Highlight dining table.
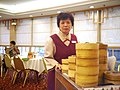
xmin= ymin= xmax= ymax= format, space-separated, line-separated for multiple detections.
xmin=11 ymin=56 xmax=46 ymax=75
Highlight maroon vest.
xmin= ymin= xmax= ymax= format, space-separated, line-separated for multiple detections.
xmin=51 ymin=34 xmax=78 ymax=64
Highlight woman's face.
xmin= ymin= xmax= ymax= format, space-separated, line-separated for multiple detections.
xmin=59 ymin=18 xmax=72 ymax=35
xmin=10 ymin=43 xmax=14 ymax=48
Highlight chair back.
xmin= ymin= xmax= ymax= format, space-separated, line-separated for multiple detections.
xmin=13 ymin=56 xmax=25 ymax=70
xmin=4 ymin=54 xmax=11 ymax=68
xmin=5 ymin=48 xmax=10 ymax=54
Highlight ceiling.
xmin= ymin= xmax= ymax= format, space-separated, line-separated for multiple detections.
xmin=0 ymin=0 xmax=34 ymax=5
xmin=0 ymin=0 xmax=120 ymax=20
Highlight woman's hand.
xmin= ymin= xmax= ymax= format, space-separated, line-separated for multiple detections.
xmin=55 ymin=64 xmax=62 ymax=70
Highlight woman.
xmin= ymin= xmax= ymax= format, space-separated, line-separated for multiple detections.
xmin=44 ymin=13 xmax=78 ymax=90
xmin=9 ymin=41 xmax=20 ymax=57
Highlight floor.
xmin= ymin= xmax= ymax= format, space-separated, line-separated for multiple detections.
xmin=0 ymin=69 xmax=47 ymax=90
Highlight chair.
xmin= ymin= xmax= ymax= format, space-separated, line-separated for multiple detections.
xmin=4 ymin=54 xmax=14 ymax=80
xmin=0 ymin=55 xmax=2 ymax=77
xmin=13 ymin=56 xmax=38 ymax=86
xmin=12 ymin=56 xmax=30 ymax=86
xmin=5 ymin=48 xmax=10 ymax=54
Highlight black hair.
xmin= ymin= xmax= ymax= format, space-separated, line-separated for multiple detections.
xmin=57 ymin=12 xmax=74 ymax=27
xmin=10 ymin=41 xmax=16 ymax=45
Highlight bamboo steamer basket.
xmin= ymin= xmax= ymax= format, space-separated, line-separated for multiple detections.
xmin=99 ymin=43 xmax=108 ymax=49
xmin=75 ymin=74 xmax=98 ymax=83
xmin=76 ymin=43 xmax=99 ymax=58
xmin=62 ymin=65 xmax=68 ymax=74
xmin=104 ymin=79 xmax=120 ymax=85
xmin=99 ymin=59 xmax=107 ymax=64
xmin=62 ymin=59 xmax=68 ymax=64
xmin=68 ymin=56 xmax=76 ymax=81
xmin=99 ymin=64 xmax=108 ymax=85
xmin=104 ymin=71 xmax=120 ymax=80
xmin=99 ymin=43 xmax=108 ymax=64
xmin=98 ymin=43 xmax=108 ymax=85
xmin=99 ymin=70 xmax=105 ymax=78
xmin=76 ymin=66 xmax=99 ymax=75
xmin=68 ymin=70 xmax=76 ymax=78
xmin=70 ymin=77 xmax=75 ymax=82
xmin=68 ymin=55 xmax=76 ymax=64
xmin=98 ymin=70 xmax=106 ymax=84
xmin=75 ymin=82 xmax=98 ymax=88
xmin=62 ymin=70 xmax=68 ymax=74
xmin=76 ymin=58 xmax=99 ymax=66
xmin=99 ymin=63 xmax=108 ymax=84
xmin=69 ymin=64 xmax=76 ymax=70
xmin=68 ymin=56 xmax=76 ymax=70
xmin=99 ymin=49 xmax=107 ymax=57
xmin=99 ymin=64 xmax=108 ymax=71
xmin=75 ymin=74 xmax=98 ymax=87
xmin=76 ymin=50 xmax=98 ymax=59
xmin=98 ymin=77 xmax=104 ymax=85
xmin=62 ymin=59 xmax=69 ymax=74
xmin=62 ymin=65 xmax=68 ymax=71
xmin=76 ymin=43 xmax=98 ymax=49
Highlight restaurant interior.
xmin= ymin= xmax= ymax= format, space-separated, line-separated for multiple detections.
xmin=0 ymin=0 xmax=120 ymax=90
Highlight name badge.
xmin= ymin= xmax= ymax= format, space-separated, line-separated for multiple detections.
xmin=71 ymin=41 xmax=76 ymax=43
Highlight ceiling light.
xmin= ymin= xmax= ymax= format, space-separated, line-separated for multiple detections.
xmin=11 ymin=20 xmax=17 ymax=26
xmin=0 ymin=16 xmax=2 ymax=18
xmin=29 ymin=15 xmax=33 ymax=17
xmin=57 ymin=11 xmax=63 ymax=13
xmin=11 ymin=22 xmax=17 ymax=26
xmin=89 ymin=6 xmax=94 ymax=9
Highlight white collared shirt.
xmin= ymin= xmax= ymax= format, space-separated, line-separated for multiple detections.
xmin=44 ymin=31 xmax=71 ymax=70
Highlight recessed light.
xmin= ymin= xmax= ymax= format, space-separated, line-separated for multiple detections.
xmin=11 ymin=22 xmax=17 ymax=26
xmin=29 ymin=15 xmax=33 ymax=17
xmin=89 ymin=6 xmax=94 ymax=9
xmin=57 ymin=11 xmax=63 ymax=13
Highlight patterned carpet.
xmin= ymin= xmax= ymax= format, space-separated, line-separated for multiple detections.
xmin=0 ymin=69 xmax=47 ymax=90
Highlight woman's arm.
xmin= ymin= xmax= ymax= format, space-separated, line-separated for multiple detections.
xmin=14 ymin=46 xmax=20 ymax=54
xmin=44 ymin=37 xmax=59 ymax=69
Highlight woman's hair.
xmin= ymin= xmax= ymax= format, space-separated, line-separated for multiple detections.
xmin=57 ymin=12 xmax=74 ymax=27
xmin=10 ymin=41 xmax=16 ymax=45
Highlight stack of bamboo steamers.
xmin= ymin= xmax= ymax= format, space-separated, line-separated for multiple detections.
xmin=76 ymin=43 xmax=99 ymax=87
xmin=62 ymin=43 xmax=108 ymax=88
xmin=99 ymin=43 xmax=108 ymax=84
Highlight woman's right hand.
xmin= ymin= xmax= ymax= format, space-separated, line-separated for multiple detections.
xmin=55 ymin=64 xmax=62 ymax=70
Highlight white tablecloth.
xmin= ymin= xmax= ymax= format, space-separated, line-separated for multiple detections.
xmin=23 ymin=58 xmax=45 ymax=74
xmin=11 ymin=57 xmax=45 ymax=74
